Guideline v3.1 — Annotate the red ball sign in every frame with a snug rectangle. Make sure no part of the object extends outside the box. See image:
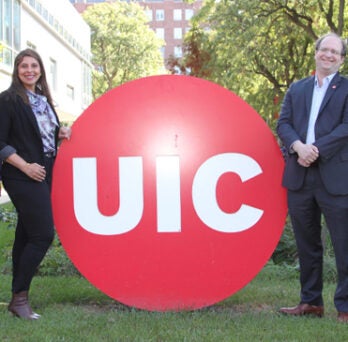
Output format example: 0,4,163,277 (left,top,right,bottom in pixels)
52,75,286,311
